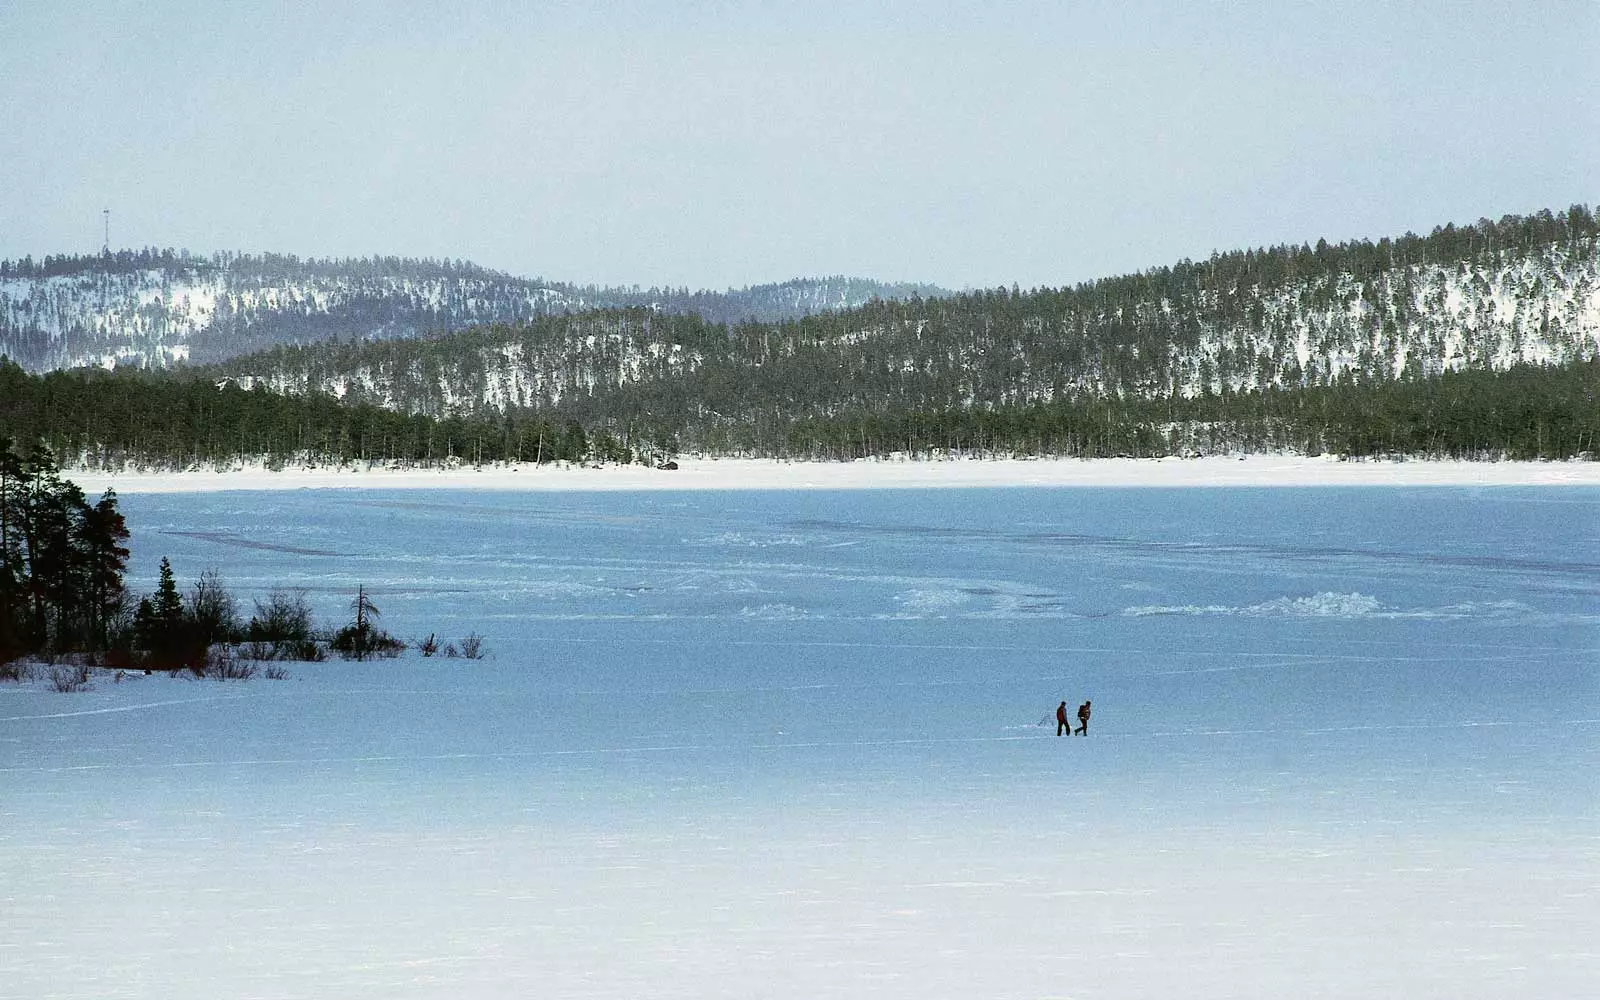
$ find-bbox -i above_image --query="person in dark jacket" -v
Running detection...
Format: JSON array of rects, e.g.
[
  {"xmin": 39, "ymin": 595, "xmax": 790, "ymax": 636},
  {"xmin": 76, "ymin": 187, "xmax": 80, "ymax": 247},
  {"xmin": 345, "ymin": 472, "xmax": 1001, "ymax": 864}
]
[
  {"xmin": 1056, "ymin": 701, "xmax": 1070, "ymax": 736},
  {"xmin": 1076, "ymin": 700, "xmax": 1091, "ymax": 735}
]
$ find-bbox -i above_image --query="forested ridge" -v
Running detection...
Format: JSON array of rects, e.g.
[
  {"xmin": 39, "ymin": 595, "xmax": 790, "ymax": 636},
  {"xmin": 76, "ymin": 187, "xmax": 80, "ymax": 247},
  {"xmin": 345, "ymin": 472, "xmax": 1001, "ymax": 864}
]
[
  {"xmin": 2, "ymin": 207, "xmax": 1596, "ymax": 466},
  {"xmin": 0, "ymin": 248, "xmax": 943, "ymax": 370},
  {"xmin": 214, "ymin": 207, "xmax": 1598, "ymax": 424}
]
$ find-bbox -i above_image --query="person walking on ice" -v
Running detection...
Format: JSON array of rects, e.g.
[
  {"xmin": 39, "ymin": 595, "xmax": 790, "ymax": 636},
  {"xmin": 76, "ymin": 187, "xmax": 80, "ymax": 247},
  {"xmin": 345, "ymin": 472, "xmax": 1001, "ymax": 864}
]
[
  {"xmin": 1076, "ymin": 700, "xmax": 1091, "ymax": 736},
  {"xmin": 1056, "ymin": 701, "xmax": 1070, "ymax": 736}
]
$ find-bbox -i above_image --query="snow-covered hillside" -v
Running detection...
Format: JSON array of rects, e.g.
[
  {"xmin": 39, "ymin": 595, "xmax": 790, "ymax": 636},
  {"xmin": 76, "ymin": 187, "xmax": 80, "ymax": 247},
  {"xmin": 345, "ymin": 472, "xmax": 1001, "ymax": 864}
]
[
  {"xmin": 1093, "ymin": 242, "xmax": 1599, "ymax": 398},
  {"xmin": 0, "ymin": 261, "xmax": 570, "ymax": 370},
  {"xmin": 215, "ymin": 238, "xmax": 1600, "ymax": 419},
  {"xmin": 222, "ymin": 313, "xmax": 708, "ymax": 414},
  {"xmin": 0, "ymin": 252, "xmax": 943, "ymax": 371}
]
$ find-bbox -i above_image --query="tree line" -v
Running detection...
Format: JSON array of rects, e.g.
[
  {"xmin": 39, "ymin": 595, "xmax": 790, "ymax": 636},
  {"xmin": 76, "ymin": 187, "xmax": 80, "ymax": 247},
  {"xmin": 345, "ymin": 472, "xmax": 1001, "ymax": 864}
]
[
  {"xmin": 0, "ymin": 360, "xmax": 660, "ymax": 470},
  {"xmin": 759, "ymin": 360, "xmax": 1600, "ymax": 461},
  {"xmin": 0, "ymin": 248, "xmax": 496, "ymax": 282},
  {"xmin": 1, "ymin": 354, "xmax": 1594, "ymax": 472}
]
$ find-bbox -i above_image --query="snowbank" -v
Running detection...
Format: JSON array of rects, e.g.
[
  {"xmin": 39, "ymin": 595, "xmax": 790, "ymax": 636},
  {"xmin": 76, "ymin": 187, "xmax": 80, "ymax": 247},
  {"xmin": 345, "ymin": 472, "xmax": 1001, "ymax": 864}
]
[{"xmin": 66, "ymin": 454, "xmax": 1600, "ymax": 494}]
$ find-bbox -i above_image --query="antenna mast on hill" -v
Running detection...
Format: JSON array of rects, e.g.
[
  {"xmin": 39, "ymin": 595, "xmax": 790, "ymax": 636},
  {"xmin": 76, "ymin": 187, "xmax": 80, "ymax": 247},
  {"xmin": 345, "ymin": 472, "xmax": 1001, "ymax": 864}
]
[{"xmin": 102, "ymin": 208, "xmax": 110, "ymax": 254}]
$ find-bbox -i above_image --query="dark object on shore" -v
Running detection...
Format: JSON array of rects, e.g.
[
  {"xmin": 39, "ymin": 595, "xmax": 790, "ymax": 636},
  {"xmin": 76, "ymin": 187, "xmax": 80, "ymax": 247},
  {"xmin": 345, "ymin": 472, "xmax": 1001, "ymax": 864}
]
[
  {"xmin": 659, "ymin": 460, "xmax": 679, "ymax": 470},
  {"xmin": 331, "ymin": 586, "xmax": 403, "ymax": 660}
]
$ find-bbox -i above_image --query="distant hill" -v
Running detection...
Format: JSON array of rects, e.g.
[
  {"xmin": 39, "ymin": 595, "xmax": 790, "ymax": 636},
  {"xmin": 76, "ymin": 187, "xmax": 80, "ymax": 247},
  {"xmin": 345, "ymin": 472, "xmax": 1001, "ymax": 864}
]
[
  {"xmin": 3, "ymin": 207, "xmax": 1596, "ymax": 469},
  {"xmin": 206, "ymin": 208, "xmax": 1599, "ymax": 431},
  {"xmin": 0, "ymin": 250, "xmax": 946, "ymax": 370}
]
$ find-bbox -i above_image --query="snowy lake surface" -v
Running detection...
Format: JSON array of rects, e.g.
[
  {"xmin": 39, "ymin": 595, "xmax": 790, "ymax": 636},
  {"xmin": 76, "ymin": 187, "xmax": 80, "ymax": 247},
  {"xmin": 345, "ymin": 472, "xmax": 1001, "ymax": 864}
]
[{"xmin": 3, "ymin": 486, "xmax": 1597, "ymax": 999}]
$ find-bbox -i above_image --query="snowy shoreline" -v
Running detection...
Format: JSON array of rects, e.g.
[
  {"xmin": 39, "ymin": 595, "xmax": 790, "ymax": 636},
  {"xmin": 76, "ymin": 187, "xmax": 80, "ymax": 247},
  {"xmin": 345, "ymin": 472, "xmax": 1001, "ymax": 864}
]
[{"xmin": 66, "ymin": 455, "xmax": 1600, "ymax": 493}]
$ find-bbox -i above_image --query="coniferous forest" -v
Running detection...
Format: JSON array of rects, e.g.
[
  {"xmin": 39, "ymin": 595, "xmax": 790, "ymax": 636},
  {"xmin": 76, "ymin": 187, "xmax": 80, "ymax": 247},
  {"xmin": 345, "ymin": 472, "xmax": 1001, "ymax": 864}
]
[
  {"xmin": 0, "ymin": 207, "xmax": 1596, "ymax": 468},
  {"xmin": 1, "ymin": 355, "xmax": 1594, "ymax": 468},
  {"xmin": 0, "ymin": 361, "xmax": 613, "ymax": 469}
]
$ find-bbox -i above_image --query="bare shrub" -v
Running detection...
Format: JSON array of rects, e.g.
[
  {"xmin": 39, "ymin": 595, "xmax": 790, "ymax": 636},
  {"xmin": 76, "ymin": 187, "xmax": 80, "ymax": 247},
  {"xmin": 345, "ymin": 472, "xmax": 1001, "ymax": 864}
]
[
  {"xmin": 202, "ymin": 647, "xmax": 258, "ymax": 681},
  {"xmin": 188, "ymin": 568, "xmax": 241, "ymax": 646},
  {"xmin": 48, "ymin": 662, "xmax": 93, "ymax": 692},
  {"xmin": 443, "ymin": 642, "xmax": 459, "ymax": 658},
  {"xmin": 416, "ymin": 633, "xmax": 440, "ymax": 657},
  {"xmin": 219, "ymin": 659, "xmax": 257, "ymax": 681},
  {"xmin": 241, "ymin": 635, "xmax": 324, "ymax": 662},
  {"xmin": 264, "ymin": 665, "xmax": 290, "ymax": 681},
  {"xmin": 289, "ymin": 640, "xmax": 326, "ymax": 662},
  {"xmin": 248, "ymin": 588, "xmax": 314, "ymax": 644},
  {"xmin": 458, "ymin": 633, "xmax": 486, "ymax": 659},
  {"xmin": 1, "ymin": 658, "xmax": 32, "ymax": 682}
]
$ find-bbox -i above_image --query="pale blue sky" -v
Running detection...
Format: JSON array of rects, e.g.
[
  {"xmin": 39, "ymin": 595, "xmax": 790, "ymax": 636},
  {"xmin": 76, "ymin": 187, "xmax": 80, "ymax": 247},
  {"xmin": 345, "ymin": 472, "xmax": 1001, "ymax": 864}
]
[{"xmin": 2, "ymin": 0, "xmax": 1594, "ymax": 288}]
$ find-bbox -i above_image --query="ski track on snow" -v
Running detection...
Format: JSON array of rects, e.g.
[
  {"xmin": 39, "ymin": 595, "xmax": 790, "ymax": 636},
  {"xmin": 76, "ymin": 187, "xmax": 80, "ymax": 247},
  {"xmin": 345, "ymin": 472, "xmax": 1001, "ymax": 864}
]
[{"xmin": 0, "ymin": 693, "xmax": 260, "ymax": 722}]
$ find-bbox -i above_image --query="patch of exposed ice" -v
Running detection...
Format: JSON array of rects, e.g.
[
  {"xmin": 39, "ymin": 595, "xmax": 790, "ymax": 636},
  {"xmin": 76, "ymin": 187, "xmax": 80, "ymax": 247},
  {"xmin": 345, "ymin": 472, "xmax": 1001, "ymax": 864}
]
[
  {"xmin": 1124, "ymin": 591, "xmax": 1386, "ymax": 618},
  {"xmin": 894, "ymin": 589, "xmax": 970, "ymax": 615},
  {"xmin": 1122, "ymin": 592, "xmax": 1537, "ymax": 620},
  {"xmin": 1248, "ymin": 592, "xmax": 1387, "ymax": 617},
  {"xmin": 737, "ymin": 603, "xmax": 812, "ymax": 620},
  {"xmin": 512, "ymin": 580, "xmax": 616, "ymax": 600},
  {"xmin": 693, "ymin": 531, "xmax": 807, "ymax": 548}
]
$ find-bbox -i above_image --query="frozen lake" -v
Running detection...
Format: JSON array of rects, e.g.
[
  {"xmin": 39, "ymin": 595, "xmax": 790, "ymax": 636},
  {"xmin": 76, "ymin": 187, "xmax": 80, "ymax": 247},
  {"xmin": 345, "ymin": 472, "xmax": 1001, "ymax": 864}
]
[{"xmin": 3, "ymin": 485, "xmax": 1597, "ymax": 998}]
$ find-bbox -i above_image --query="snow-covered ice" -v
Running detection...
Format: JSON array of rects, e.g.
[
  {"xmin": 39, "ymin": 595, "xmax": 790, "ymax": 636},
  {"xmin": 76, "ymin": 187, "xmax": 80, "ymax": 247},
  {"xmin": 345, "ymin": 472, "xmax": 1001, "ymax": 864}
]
[
  {"xmin": 67, "ymin": 454, "xmax": 1600, "ymax": 495},
  {"xmin": 2, "ymin": 486, "xmax": 1596, "ymax": 998}
]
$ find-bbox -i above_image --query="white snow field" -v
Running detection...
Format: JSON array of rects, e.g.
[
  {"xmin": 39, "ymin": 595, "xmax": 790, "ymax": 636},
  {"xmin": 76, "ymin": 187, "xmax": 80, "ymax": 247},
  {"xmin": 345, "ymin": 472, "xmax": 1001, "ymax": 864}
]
[
  {"xmin": 69, "ymin": 453, "xmax": 1600, "ymax": 495},
  {"xmin": 3, "ymin": 485, "xmax": 1596, "ymax": 999}
]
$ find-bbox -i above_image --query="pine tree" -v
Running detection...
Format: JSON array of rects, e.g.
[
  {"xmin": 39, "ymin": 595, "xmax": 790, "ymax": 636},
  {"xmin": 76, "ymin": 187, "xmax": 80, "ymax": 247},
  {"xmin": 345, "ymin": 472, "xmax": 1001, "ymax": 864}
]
[
  {"xmin": 77, "ymin": 490, "xmax": 130, "ymax": 652},
  {"xmin": 135, "ymin": 557, "xmax": 187, "ymax": 667},
  {"xmin": 153, "ymin": 557, "xmax": 182, "ymax": 622},
  {"xmin": 19, "ymin": 446, "xmax": 90, "ymax": 651},
  {"xmin": 0, "ymin": 440, "xmax": 26, "ymax": 660}
]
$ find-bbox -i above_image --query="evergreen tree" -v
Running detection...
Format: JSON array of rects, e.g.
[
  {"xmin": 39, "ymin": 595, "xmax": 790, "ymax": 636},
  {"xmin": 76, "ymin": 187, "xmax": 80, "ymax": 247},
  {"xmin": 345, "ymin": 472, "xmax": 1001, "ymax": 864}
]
[
  {"xmin": 0, "ymin": 440, "xmax": 25, "ymax": 660},
  {"xmin": 19, "ymin": 446, "xmax": 90, "ymax": 650},
  {"xmin": 76, "ymin": 490, "xmax": 130, "ymax": 652},
  {"xmin": 134, "ymin": 557, "xmax": 188, "ymax": 667}
]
